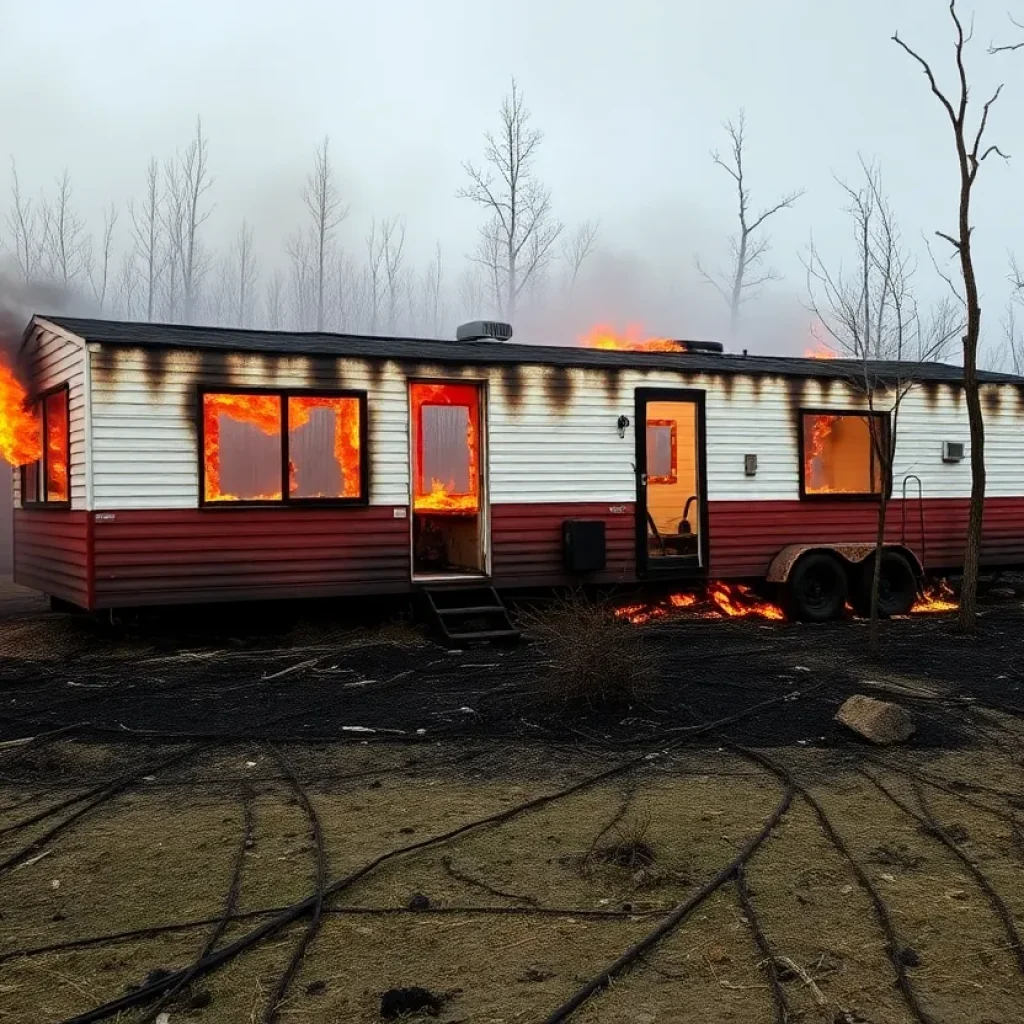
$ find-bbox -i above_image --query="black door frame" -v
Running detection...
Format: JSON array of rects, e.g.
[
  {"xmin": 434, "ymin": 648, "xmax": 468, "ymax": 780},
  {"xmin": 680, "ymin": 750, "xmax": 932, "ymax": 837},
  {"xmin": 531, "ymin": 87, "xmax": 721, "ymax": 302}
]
[{"xmin": 634, "ymin": 387, "xmax": 710, "ymax": 578}]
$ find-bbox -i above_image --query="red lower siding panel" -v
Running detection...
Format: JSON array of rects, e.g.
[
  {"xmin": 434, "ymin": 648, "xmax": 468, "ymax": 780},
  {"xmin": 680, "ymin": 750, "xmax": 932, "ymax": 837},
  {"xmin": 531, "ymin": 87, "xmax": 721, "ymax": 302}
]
[
  {"xmin": 491, "ymin": 502, "xmax": 636, "ymax": 587},
  {"xmin": 707, "ymin": 497, "xmax": 1024, "ymax": 578},
  {"xmin": 92, "ymin": 508, "xmax": 410, "ymax": 608},
  {"xmin": 54, "ymin": 496, "xmax": 1024, "ymax": 610},
  {"xmin": 13, "ymin": 510, "xmax": 90, "ymax": 607}
]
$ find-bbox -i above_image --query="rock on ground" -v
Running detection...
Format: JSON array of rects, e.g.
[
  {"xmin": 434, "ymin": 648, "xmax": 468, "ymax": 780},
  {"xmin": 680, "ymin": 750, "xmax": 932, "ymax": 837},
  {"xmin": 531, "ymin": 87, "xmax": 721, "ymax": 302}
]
[{"xmin": 836, "ymin": 695, "xmax": 915, "ymax": 745}]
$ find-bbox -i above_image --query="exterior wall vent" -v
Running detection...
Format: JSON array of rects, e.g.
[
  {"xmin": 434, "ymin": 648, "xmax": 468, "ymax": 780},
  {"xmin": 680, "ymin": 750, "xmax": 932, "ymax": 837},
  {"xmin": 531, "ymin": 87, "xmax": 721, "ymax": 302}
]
[
  {"xmin": 942, "ymin": 441, "xmax": 965, "ymax": 463},
  {"xmin": 456, "ymin": 320, "xmax": 513, "ymax": 342}
]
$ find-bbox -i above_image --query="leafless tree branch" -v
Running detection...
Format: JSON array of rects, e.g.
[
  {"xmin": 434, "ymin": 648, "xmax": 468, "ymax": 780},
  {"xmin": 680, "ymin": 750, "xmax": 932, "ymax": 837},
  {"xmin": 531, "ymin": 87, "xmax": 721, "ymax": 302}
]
[
  {"xmin": 458, "ymin": 78, "xmax": 563, "ymax": 320},
  {"xmin": 699, "ymin": 110, "xmax": 804, "ymax": 336}
]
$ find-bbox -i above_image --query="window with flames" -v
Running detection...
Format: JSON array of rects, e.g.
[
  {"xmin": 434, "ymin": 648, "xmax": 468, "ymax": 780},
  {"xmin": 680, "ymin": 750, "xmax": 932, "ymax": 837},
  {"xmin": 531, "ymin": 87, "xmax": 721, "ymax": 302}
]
[
  {"xmin": 201, "ymin": 391, "xmax": 367, "ymax": 505},
  {"xmin": 801, "ymin": 411, "xmax": 887, "ymax": 498},
  {"xmin": 410, "ymin": 382, "xmax": 481, "ymax": 515},
  {"xmin": 21, "ymin": 386, "xmax": 69, "ymax": 507}
]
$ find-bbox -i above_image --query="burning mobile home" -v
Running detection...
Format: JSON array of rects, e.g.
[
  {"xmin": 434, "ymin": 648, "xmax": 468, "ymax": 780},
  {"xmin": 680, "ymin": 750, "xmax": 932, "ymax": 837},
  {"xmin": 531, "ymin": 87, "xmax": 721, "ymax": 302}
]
[{"xmin": 5, "ymin": 314, "xmax": 1024, "ymax": 622}]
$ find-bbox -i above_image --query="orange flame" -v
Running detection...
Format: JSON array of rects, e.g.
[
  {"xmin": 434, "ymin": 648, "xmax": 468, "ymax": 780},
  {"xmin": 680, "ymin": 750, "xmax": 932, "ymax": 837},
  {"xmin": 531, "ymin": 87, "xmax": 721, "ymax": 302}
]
[
  {"xmin": 582, "ymin": 324, "xmax": 684, "ymax": 353},
  {"xmin": 911, "ymin": 578, "xmax": 958, "ymax": 613},
  {"xmin": 203, "ymin": 394, "xmax": 283, "ymax": 502},
  {"xmin": 804, "ymin": 341, "xmax": 837, "ymax": 359},
  {"xmin": 708, "ymin": 582, "xmax": 785, "ymax": 620},
  {"xmin": 288, "ymin": 396, "xmax": 362, "ymax": 499},
  {"xmin": 203, "ymin": 393, "xmax": 363, "ymax": 502},
  {"xmin": 0, "ymin": 362, "xmax": 43, "ymax": 467},
  {"xmin": 614, "ymin": 586, "xmax": 782, "ymax": 624},
  {"xmin": 411, "ymin": 382, "xmax": 480, "ymax": 515}
]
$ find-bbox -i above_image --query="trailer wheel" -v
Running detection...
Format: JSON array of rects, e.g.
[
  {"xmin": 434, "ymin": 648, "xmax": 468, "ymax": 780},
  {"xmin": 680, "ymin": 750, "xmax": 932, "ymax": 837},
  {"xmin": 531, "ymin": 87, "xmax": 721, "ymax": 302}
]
[
  {"xmin": 786, "ymin": 552, "xmax": 848, "ymax": 622},
  {"xmin": 856, "ymin": 551, "xmax": 917, "ymax": 617}
]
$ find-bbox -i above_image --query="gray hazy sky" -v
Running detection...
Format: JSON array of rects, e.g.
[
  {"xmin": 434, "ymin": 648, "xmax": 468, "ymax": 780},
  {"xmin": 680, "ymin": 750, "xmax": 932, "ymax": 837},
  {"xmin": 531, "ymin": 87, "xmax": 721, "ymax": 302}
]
[{"xmin": 1, "ymin": 0, "xmax": 1021, "ymax": 355}]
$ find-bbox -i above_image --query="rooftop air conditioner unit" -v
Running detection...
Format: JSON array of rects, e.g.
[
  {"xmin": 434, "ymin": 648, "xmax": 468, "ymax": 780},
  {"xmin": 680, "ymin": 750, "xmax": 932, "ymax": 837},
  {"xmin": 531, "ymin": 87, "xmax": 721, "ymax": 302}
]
[{"xmin": 456, "ymin": 320, "xmax": 513, "ymax": 342}]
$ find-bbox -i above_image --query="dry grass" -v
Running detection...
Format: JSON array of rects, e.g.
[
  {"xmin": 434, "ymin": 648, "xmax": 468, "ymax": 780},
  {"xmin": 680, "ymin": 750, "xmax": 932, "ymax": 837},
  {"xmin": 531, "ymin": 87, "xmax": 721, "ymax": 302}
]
[
  {"xmin": 521, "ymin": 592, "xmax": 659, "ymax": 708},
  {"xmin": 1, "ymin": 735, "xmax": 1024, "ymax": 1023}
]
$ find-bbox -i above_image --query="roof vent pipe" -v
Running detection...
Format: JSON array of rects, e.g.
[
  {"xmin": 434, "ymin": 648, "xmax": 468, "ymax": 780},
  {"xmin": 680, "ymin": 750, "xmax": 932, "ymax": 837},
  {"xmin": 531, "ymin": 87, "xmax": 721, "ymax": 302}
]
[{"xmin": 455, "ymin": 320, "xmax": 513, "ymax": 342}]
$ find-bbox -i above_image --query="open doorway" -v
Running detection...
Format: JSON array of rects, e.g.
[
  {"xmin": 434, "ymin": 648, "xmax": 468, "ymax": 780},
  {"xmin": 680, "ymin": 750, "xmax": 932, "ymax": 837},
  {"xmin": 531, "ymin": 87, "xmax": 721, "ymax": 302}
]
[
  {"xmin": 409, "ymin": 381, "xmax": 488, "ymax": 579},
  {"xmin": 636, "ymin": 388, "xmax": 707, "ymax": 574}
]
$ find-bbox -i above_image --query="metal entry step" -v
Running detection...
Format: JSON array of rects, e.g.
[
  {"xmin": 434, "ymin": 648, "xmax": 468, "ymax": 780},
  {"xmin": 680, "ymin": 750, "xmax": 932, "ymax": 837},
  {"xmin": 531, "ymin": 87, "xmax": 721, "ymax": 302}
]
[{"xmin": 421, "ymin": 585, "xmax": 521, "ymax": 646}]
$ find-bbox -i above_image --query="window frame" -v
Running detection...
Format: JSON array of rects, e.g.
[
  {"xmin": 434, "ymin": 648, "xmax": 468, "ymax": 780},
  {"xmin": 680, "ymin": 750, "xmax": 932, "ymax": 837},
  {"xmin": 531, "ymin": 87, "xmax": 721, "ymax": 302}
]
[
  {"xmin": 797, "ymin": 407, "xmax": 891, "ymax": 502},
  {"xmin": 20, "ymin": 383, "xmax": 71, "ymax": 510},
  {"xmin": 197, "ymin": 386, "xmax": 369, "ymax": 509}
]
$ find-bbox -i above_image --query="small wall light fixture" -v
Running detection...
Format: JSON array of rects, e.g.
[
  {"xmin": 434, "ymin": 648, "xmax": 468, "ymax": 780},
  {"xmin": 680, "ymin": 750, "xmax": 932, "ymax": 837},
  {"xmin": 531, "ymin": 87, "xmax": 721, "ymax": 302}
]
[
  {"xmin": 744, "ymin": 454, "xmax": 758, "ymax": 476},
  {"xmin": 617, "ymin": 415, "xmax": 630, "ymax": 438}
]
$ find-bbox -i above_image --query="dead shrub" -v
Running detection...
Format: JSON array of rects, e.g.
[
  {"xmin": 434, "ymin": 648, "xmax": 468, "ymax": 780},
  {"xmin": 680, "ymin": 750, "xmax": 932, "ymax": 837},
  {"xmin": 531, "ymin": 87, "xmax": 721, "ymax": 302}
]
[
  {"xmin": 522, "ymin": 592, "xmax": 659, "ymax": 708},
  {"xmin": 596, "ymin": 815, "xmax": 657, "ymax": 870}
]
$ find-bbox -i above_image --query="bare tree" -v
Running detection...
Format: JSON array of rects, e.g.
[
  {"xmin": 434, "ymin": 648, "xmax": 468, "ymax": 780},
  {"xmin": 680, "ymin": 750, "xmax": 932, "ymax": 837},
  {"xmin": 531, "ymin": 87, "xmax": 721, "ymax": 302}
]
[
  {"xmin": 161, "ymin": 160, "xmax": 184, "ymax": 321},
  {"xmin": 286, "ymin": 231, "xmax": 315, "ymax": 330},
  {"xmin": 420, "ymin": 243, "xmax": 446, "ymax": 335},
  {"xmin": 459, "ymin": 78, "xmax": 563, "ymax": 321},
  {"xmin": 224, "ymin": 220, "xmax": 259, "ymax": 327},
  {"xmin": 264, "ymin": 269, "xmax": 286, "ymax": 330},
  {"xmin": 4, "ymin": 158, "xmax": 45, "ymax": 282},
  {"xmin": 996, "ymin": 297, "xmax": 1024, "ymax": 374},
  {"xmin": 111, "ymin": 252, "xmax": 140, "ymax": 319},
  {"xmin": 365, "ymin": 219, "xmax": 386, "ymax": 334},
  {"xmin": 42, "ymin": 169, "xmax": 90, "ymax": 290},
  {"xmin": 458, "ymin": 264, "xmax": 489, "ymax": 322},
  {"xmin": 697, "ymin": 111, "xmax": 804, "ymax": 337},
  {"xmin": 129, "ymin": 157, "xmax": 163, "ymax": 320},
  {"xmin": 561, "ymin": 219, "xmax": 599, "ymax": 292},
  {"xmin": 179, "ymin": 118, "xmax": 213, "ymax": 320},
  {"xmin": 89, "ymin": 203, "xmax": 119, "ymax": 312},
  {"xmin": 381, "ymin": 216, "xmax": 406, "ymax": 333},
  {"xmin": 807, "ymin": 162, "xmax": 961, "ymax": 653},
  {"xmin": 301, "ymin": 136, "xmax": 346, "ymax": 331},
  {"xmin": 893, "ymin": 1, "xmax": 1008, "ymax": 630}
]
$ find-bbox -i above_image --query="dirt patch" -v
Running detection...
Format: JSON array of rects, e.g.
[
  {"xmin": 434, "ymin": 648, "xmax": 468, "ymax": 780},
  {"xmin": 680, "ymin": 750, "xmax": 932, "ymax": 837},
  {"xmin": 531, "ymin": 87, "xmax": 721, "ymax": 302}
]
[{"xmin": 1, "ymin": 600, "xmax": 1024, "ymax": 1021}]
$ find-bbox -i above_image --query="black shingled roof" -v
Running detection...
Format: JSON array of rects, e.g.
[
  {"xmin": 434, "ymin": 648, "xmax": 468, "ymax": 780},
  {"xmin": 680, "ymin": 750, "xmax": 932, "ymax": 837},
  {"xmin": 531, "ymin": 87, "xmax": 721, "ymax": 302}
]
[{"xmin": 37, "ymin": 315, "xmax": 1023, "ymax": 385}]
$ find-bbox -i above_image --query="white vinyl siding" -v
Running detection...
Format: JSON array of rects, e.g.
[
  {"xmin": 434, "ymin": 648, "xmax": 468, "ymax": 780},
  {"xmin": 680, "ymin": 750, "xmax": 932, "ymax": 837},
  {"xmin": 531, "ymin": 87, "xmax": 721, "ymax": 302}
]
[{"xmin": 84, "ymin": 342, "xmax": 1024, "ymax": 510}]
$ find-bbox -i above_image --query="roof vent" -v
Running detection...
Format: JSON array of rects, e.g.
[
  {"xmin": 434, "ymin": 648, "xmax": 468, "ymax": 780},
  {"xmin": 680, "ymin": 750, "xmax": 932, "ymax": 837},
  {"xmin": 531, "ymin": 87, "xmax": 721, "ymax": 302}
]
[
  {"xmin": 456, "ymin": 320, "xmax": 513, "ymax": 342},
  {"xmin": 683, "ymin": 340, "xmax": 724, "ymax": 354}
]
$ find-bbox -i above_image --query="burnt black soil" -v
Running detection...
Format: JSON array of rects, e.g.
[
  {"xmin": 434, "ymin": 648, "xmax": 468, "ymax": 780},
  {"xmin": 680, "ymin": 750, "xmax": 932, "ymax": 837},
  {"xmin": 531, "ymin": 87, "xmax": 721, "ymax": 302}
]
[{"xmin": 1, "ymin": 591, "xmax": 1022, "ymax": 753}]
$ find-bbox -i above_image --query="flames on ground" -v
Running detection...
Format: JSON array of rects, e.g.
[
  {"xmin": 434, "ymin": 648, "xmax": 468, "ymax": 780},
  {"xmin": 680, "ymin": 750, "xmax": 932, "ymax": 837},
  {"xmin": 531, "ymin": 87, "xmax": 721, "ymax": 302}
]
[
  {"xmin": 0, "ymin": 361, "xmax": 42, "ymax": 468},
  {"xmin": 615, "ymin": 583, "xmax": 783, "ymax": 624},
  {"xmin": 581, "ymin": 324, "xmax": 684, "ymax": 353},
  {"xmin": 910, "ymin": 579, "xmax": 959, "ymax": 614},
  {"xmin": 617, "ymin": 578, "xmax": 959, "ymax": 624}
]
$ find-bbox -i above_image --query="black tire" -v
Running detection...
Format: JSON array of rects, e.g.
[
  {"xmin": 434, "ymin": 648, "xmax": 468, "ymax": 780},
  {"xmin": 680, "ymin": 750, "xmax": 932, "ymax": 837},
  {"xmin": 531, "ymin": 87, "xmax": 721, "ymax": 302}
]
[
  {"xmin": 857, "ymin": 551, "xmax": 918, "ymax": 617},
  {"xmin": 786, "ymin": 552, "xmax": 849, "ymax": 622}
]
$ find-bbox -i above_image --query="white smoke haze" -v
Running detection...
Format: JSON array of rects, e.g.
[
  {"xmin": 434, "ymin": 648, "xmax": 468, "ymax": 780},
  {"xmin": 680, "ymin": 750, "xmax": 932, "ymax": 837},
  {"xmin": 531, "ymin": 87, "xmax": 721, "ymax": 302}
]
[{"xmin": 2, "ymin": 0, "xmax": 1022, "ymax": 367}]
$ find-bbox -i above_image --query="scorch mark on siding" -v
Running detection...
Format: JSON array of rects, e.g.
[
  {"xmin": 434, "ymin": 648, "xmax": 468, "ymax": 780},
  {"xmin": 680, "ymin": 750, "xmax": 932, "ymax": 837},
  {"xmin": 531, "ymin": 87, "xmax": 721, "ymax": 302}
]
[
  {"xmin": 542, "ymin": 365, "xmax": 575, "ymax": 414},
  {"xmin": 498, "ymin": 363, "xmax": 525, "ymax": 413},
  {"xmin": 600, "ymin": 366, "xmax": 622, "ymax": 403},
  {"xmin": 141, "ymin": 347, "xmax": 170, "ymax": 394},
  {"xmin": 983, "ymin": 386, "xmax": 1003, "ymax": 415}
]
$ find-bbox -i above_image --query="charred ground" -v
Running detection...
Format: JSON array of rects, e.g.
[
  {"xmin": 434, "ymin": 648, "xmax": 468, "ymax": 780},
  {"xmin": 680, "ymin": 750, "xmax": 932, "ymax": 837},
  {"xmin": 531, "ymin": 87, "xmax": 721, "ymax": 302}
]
[
  {"xmin": 0, "ymin": 591, "xmax": 1022, "ymax": 748},
  {"xmin": 1, "ymin": 590, "xmax": 1024, "ymax": 1023}
]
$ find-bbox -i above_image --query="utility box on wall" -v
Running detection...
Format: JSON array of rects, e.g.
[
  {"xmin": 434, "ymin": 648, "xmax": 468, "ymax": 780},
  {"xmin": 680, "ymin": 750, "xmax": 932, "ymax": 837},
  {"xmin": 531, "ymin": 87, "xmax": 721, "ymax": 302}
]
[{"xmin": 563, "ymin": 520, "xmax": 607, "ymax": 573}]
